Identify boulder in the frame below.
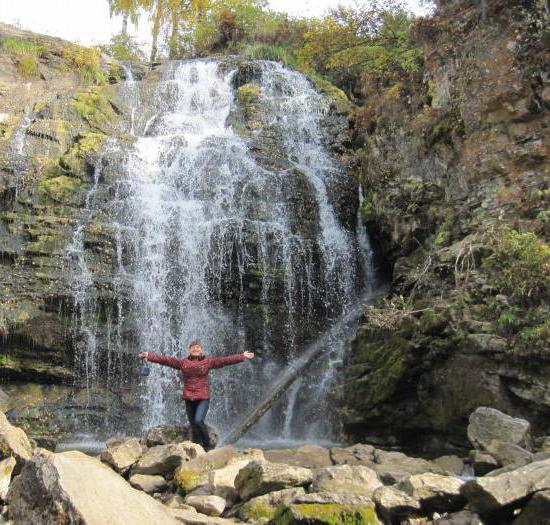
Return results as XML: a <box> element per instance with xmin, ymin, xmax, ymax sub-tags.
<box><xmin>169</xmin><ymin>507</ymin><xmax>234</xmax><ymax>525</ymax></box>
<box><xmin>373</xmin><ymin>485</ymin><xmax>421</xmax><ymax>522</ymax></box>
<box><xmin>100</xmin><ymin>437</ymin><xmax>144</xmax><ymax>474</ymax></box>
<box><xmin>235</xmin><ymin>460</ymin><xmax>313</xmax><ymax>501</ymax></box>
<box><xmin>539</xmin><ymin>436</ymin><xmax>550</xmax><ymax>453</ymax></box>
<box><xmin>330</xmin><ymin>444</ymin><xmax>376</xmax><ymax>465</ymax></box>
<box><xmin>487</xmin><ymin>451</ymin><xmax>550</xmax><ymax>477</ymax></box>
<box><xmin>238</xmin><ymin>487</ymin><xmax>306</xmax><ymax>522</ymax></box>
<box><xmin>513</xmin><ymin>490</ymin><xmax>550</xmax><ymax>525</ymax></box>
<box><xmin>468</xmin><ymin>450</ymin><xmax>498</xmax><ymax>476</ymax></box>
<box><xmin>175</xmin><ymin>446</ymin><xmax>253</xmax><ymax>493</ymax></box>
<box><xmin>0</xmin><ymin>411</ymin><xmax>32</xmax><ymax>467</ymax></box>
<box><xmin>371</xmin><ymin>450</ymin><xmax>444</xmax><ymax>484</ymax></box>
<box><xmin>184</xmin><ymin>495</ymin><xmax>226</xmax><ymax>516</ymax></box>
<box><xmin>296</xmin><ymin>492</ymin><xmax>376</xmax><ymax>506</ymax></box>
<box><xmin>467</xmin><ymin>407</ymin><xmax>532</xmax><ymax>451</ymax></box>
<box><xmin>7</xmin><ymin>449</ymin><xmax>184</xmax><ymax>524</ymax></box>
<box><xmin>310</xmin><ymin>465</ymin><xmax>382</xmax><ymax>498</ymax></box>
<box><xmin>129</xmin><ymin>474</ymin><xmax>168</xmax><ymax>493</ymax></box>
<box><xmin>0</xmin><ymin>457</ymin><xmax>16</xmax><ymax>501</ymax></box>
<box><xmin>462</xmin><ymin>458</ymin><xmax>550</xmax><ymax>513</ymax></box>
<box><xmin>145</xmin><ymin>424</ymin><xmax>217</xmax><ymax>449</ymax></box>
<box><xmin>434</xmin><ymin>456</ymin><xmax>465</xmax><ymax>476</ymax></box>
<box><xmin>484</xmin><ymin>440</ymin><xmax>533</xmax><ymax>466</ymax></box>
<box><xmin>275</xmin><ymin>503</ymin><xmax>381</xmax><ymax>525</ymax></box>
<box><xmin>132</xmin><ymin>442</ymin><xmax>200</xmax><ymax>478</ymax></box>
<box><xmin>397</xmin><ymin>473</ymin><xmax>466</xmax><ymax>513</ymax></box>
<box><xmin>162</xmin><ymin>493</ymin><xmax>197</xmax><ymax>511</ymax></box>
<box><xmin>145</xmin><ymin>425</ymin><xmax>190</xmax><ymax>447</ymax></box>
<box><xmin>208</xmin><ymin>451</ymin><xmax>264</xmax><ymax>504</ymax></box>
<box><xmin>264</xmin><ymin>445</ymin><xmax>332</xmax><ymax>469</ymax></box>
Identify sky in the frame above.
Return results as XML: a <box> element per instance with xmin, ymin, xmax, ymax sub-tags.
<box><xmin>0</xmin><ymin>0</ymin><xmax>432</xmax><ymax>48</ymax></box>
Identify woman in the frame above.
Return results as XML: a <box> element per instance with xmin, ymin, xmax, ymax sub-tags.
<box><xmin>139</xmin><ymin>339</ymin><xmax>254</xmax><ymax>450</ymax></box>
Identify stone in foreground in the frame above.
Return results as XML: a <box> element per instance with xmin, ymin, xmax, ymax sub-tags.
<box><xmin>235</xmin><ymin>460</ymin><xmax>313</xmax><ymax>501</ymax></box>
<box><xmin>373</xmin><ymin>485</ymin><xmax>421</xmax><ymax>522</ymax></box>
<box><xmin>264</xmin><ymin>444</ymin><xmax>332</xmax><ymax>468</ymax></box>
<box><xmin>462</xmin><ymin>458</ymin><xmax>550</xmax><ymax>513</ymax></box>
<box><xmin>310</xmin><ymin>465</ymin><xmax>382</xmax><ymax>498</ymax></box>
<box><xmin>397</xmin><ymin>473</ymin><xmax>466</xmax><ymax>513</ymax></box>
<box><xmin>275</xmin><ymin>503</ymin><xmax>381</xmax><ymax>525</ymax></box>
<box><xmin>132</xmin><ymin>442</ymin><xmax>199</xmax><ymax>477</ymax></box>
<box><xmin>7</xmin><ymin>449</ymin><xmax>183</xmax><ymax>525</ymax></box>
<box><xmin>184</xmin><ymin>494</ymin><xmax>226</xmax><ymax>516</ymax></box>
<box><xmin>0</xmin><ymin>412</ymin><xmax>33</xmax><ymax>467</ymax></box>
<box><xmin>129</xmin><ymin>473</ymin><xmax>168</xmax><ymax>493</ymax></box>
<box><xmin>100</xmin><ymin>437</ymin><xmax>144</xmax><ymax>474</ymax></box>
<box><xmin>467</xmin><ymin>407</ymin><xmax>532</xmax><ymax>451</ymax></box>
<box><xmin>238</xmin><ymin>487</ymin><xmax>306</xmax><ymax>522</ymax></box>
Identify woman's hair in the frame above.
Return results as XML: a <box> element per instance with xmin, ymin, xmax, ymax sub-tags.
<box><xmin>188</xmin><ymin>338</ymin><xmax>202</xmax><ymax>348</ymax></box>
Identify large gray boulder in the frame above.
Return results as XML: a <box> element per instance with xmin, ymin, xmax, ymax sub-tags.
<box><xmin>467</xmin><ymin>407</ymin><xmax>532</xmax><ymax>451</ymax></box>
<box><xmin>100</xmin><ymin>437</ymin><xmax>144</xmax><ymax>474</ymax></box>
<box><xmin>132</xmin><ymin>442</ymin><xmax>202</xmax><ymax>478</ymax></box>
<box><xmin>484</xmin><ymin>439</ymin><xmax>533</xmax><ymax>467</ymax></box>
<box><xmin>184</xmin><ymin>494</ymin><xmax>226</xmax><ymax>516</ymax></box>
<box><xmin>129</xmin><ymin>473</ymin><xmax>168</xmax><ymax>493</ymax></box>
<box><xmin>235</xmin><ymin>460</ymin><xmax>313</xmax><ymax>501</ymax></box>
<box><xmin>238</xmin><ymin>487</ymin><xmax>306</xmax><ymax>522</ymax></box>
<box><xmin>6</xmin><ymin>449</ymin><xmax>184</xmax><ymax>525</ymax></box>
<box><xmin>397</xmin><ymin>473</ymin><xmax>466</xmax><ymax>513</ymax></box>
<box><xmin>371</xmin><ymin>449</ymin><xmax>445</xmax><ymax>484</ymax></box>
<box><xmin>373</xmin><ymin>485</ymin><xmax>421</xmax><ymax>522</ymax></box>
<box><xmin>264</xmin><ymin>444</ymin><xmax>332</xmax><ymax>468</ymax></box>
<box><xmin>330</xmin><ymin>444</ymin><xmax>376</xmax><ymax>465</ymax></box>
<box><xmin>310</xmin><ymin>465</ymin><xmax>382</xmax><ymax>498</ymax></box>
<box><xmin>462</xmin><ymin>458</ymin><xmax>550</xmax><ymax>513</ymax></box>
<box><xmin>0</xmin><ymin>411</ymin><xmax>32</xmax><ymax>467</ymax></box>
<box><xmin>208</xmin><ymin>451</ymin><xmax>264</xmax><ymax>504</ymax></box>
<box><xmin>175</xmin><ymin>446</ymin><xmax>259</xmax><ymax>494</ymax></box>
<box><xmin>275</xmin><ymin>502</ymin><xmax>381</xmax><ymax>524</ymax></box>
<box><xmin>145</xmin><ymin>424</ymin><xmax>217</xmax><ymax>448</ymax></box>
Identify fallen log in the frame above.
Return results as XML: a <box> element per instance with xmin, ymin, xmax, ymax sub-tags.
<box><xmin>222</xmin><ymin>293</ymin><xmax>373</xmax><ymax>445</ymax></box>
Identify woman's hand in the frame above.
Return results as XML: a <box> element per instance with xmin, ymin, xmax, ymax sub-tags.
<box><xmin>139</xmin><ymin>352</ymin><xmax>149</xmax><ymax>360</ymax></box>
<box><xmin>243</xmin><ymin>351</ymin><xmax>255</xmax><ymax>359</ymax></box>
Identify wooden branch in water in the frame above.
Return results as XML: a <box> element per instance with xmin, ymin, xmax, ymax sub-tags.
<box><xmin>222</xmin><ymin>293</ymin><xmax>374</xmax><ymax>445</ymax></box>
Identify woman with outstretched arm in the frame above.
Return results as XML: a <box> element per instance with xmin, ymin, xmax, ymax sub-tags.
<box><xmin>139</xmin><ymin>339</ymin><xmax>254</xmax><ymax>450</ymax></box>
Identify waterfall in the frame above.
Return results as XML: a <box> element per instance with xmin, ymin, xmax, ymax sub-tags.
<box><xmin>68</xmin><ymin>59</ymin><xmax>373</xmax><ymax>442</ymax></box>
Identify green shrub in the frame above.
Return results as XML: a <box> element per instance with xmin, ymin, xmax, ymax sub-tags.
<box><xmin>241</xmin><ymin>43</ymin><xmax>297</xmax><ymax>68</ymax></box>
<box><xmin>489</xmin><ymin>227</ymin><xmax>550</xmax><ymax>304</ymax></box>
<box><xmin>1</xmin><ymin>38</ymin><xmax>47</xmax><ymax>57</ymax></box>
<box><xmin>100</xmin><ymin>32</ymin><xmax>145</xmax><ymax>61</ymax></box>
<box><xmin>63</xmin><ymin>45</ymin><xmax>105</xmax><ymax>84</ymax></box>
<box><xmin>17</xmin><ymin>55</ymin><xmax>39</xmax><ymax>78</ymax></box>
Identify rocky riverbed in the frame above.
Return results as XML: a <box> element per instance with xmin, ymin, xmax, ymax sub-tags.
<box><xmin>2</xmin><ymin>405</ymin><xmax>550</xmax><ymax>524</ymax></box>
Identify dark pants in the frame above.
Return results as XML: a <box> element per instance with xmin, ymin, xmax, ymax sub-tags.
<box><xmin>185</xmin><ymin>399</ymin><xmax>211</xmax><ymax>449</ymax></box>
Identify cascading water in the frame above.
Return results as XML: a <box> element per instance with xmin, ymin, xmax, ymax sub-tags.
<box><xmin>68</xmin><ymin>58</ymin><xmax>375</xmax><ymax>444</ymax></box>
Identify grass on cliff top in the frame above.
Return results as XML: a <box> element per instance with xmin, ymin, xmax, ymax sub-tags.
<box><xmin>62</xmin><ymin>44</ymin><xmax>105</xmax><ymax>84</ymax></box>
<box><xmin>1</xmin><ymin>37</ymin><xmax>48</xmax><ymax>79</ymax></box>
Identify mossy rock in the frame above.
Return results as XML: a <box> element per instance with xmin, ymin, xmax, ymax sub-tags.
<box><xmin>275</xmin><ymin>503</ymin><xmax>381</xmax><ymax>525</ymax></box>
<box><xmin>174</xmin><ymin>467</ymin><xmax>207</xmax><ymax>493</ymax></box>
<box><xmin>60</xmin><ymin>132</ymin><xmax>107</xmax><ymax>176</ymax></box>
<box><xmin>70</xmin><ymin>86</ymin><xmax>118</xmax><ymax>132</ymax></box>
<box><xmin>38</xmin><ymin>175</ymin><xmax>85</xmax><ymax>206</ymax></box>
<box><xmin>240</xmin><ymin>501</ymin><xmax>278</xmax><ymax>522</ymax></box>
<box><xmin>310</xmin><ymin>75</ymin><xmax>354</xmax><ymax>114</ymax></box>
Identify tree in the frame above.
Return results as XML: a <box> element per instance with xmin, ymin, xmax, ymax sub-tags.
<box><xmin>298</xmin><ymin>1</ymin><xmax>422</xmax><ymax>91</ymax></box>
<box><xmin>108</xmin><ymin>0</ymin><xmax>142</xmax><ymax>34</ymax></box>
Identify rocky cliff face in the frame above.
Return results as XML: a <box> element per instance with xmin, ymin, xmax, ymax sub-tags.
<box><xmin>343</xmin><ymin>0</ymin><xmax>550</xmax><ymax>449</ymax></box>
<box><xmin>0</xmin><ymin>22</ymin><xmax>361</xmax><ymax>442</ymax></box>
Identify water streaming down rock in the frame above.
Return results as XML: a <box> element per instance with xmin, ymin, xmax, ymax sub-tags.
<box><xmin>68</xmin><ymin>58</ymin><xmax>374</xmax><ymax>442</ymax></box>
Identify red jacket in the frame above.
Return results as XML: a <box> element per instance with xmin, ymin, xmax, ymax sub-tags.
<box><xmin>146</xmin><ymin>353</ymin><xmax>246</xmax><ymax>400</ymax></box>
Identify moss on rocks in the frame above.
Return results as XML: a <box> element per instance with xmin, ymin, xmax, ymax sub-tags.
<box><xmin>174</xmin><ymin>467</ymin><xmax>205</xmax><ymax>493</ymax></box>
<box><xmin>38</xmin><ymin>175</ymin><xmax>84</xmax><ymax>206</ymax></box>
<box><xmin>70</xmin><ymin>87</ymin><xmax>117</xmax><ymax>132</ymax></box>
<box><xmin>240</xmin><ymin>501</ymin><xmax>278</xmax><ymax>522</ymax></box>
<box><xmin>60</xmin><ymin>131</ymin><xmax>107</xmax><ymax>175</ymax></box>
<box><xmin>275</xmin><ymin>503</ymin><xmax>381</xmax><ymax>525</ymax></box>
